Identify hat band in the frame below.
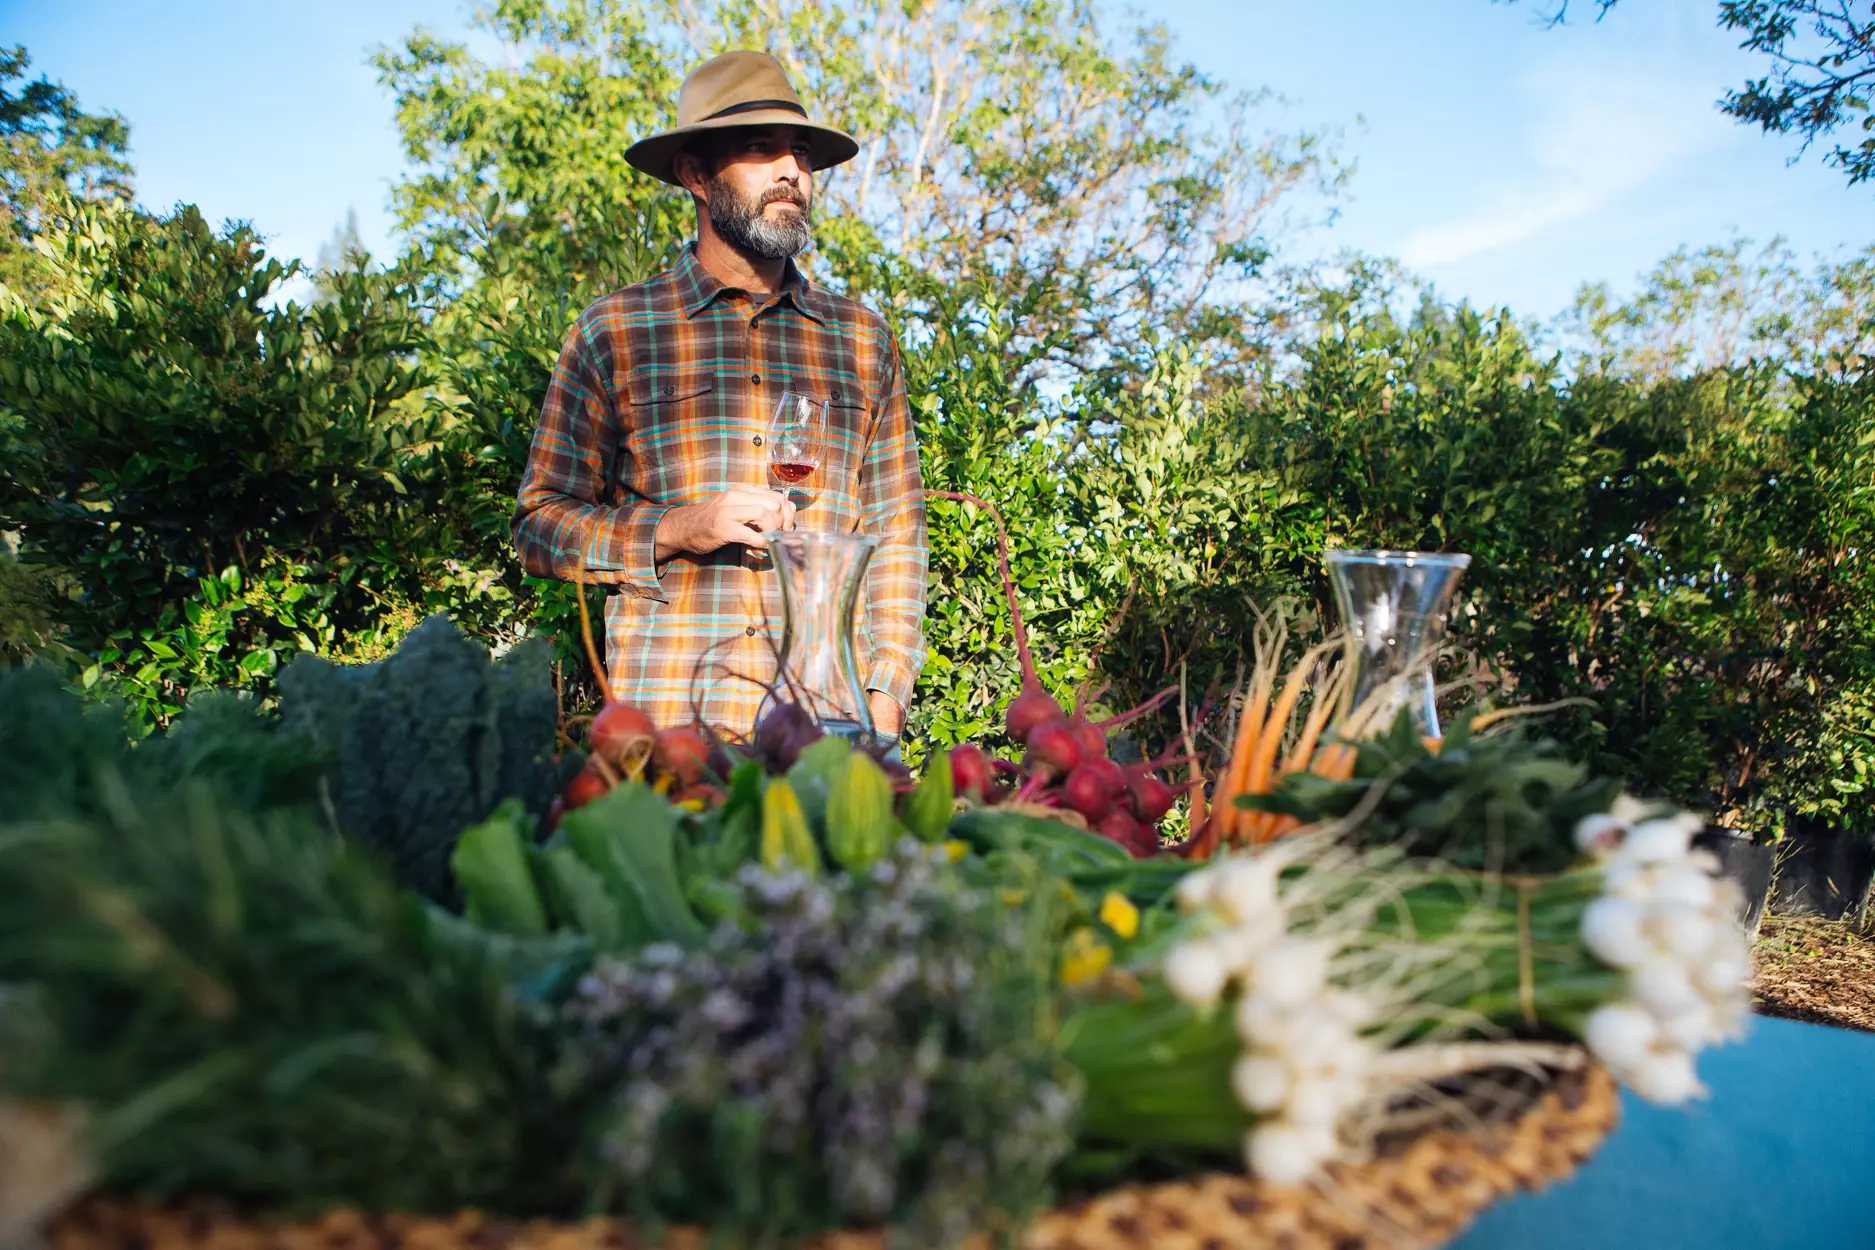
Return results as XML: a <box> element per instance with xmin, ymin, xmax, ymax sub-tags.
<box><xmin>700</xmin><ymin>98</ymin><xmax>809</xmax><ymax>122</ymax></box>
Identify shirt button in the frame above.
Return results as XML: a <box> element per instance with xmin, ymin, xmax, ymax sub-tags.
<box><xmin>752</xmin><ymin>435</ymin><xmax>763</xmax><ymax>447</ymax></box>
<box><xmin>745</xmin><ymin>626</ymin><xmax>757</xmax><ymax>637</ymax></box>
<box><xmin>750</xmin><ymin>373</ymin><xmax>761</xmax><ymax>385</ymax></box>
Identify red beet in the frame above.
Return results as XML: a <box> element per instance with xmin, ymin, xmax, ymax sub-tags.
<box><xmin>950</xmin><ymin>744</ymin><xmax>996</xmax><ymax>798</ymax></box>
<box><xmin>1127</xmin><ymin>769</ymin><xmax>1176</xmax><ymax>824</ymax></box>
<box><xmin>1006</xmin><ymin>686</ymin><xmax>1066</xmax><ymax>745</ymax></box>
<box><xmin>673</xmin><ymin>782</ymin><xmax>727</xmax><ymax>809</ymax></box>
<box><xmin>1025</xmin><ymin>719</ymin><xmax>1083</xmax><ymax>774</ymax></box>
<box><xmin>1063</xmin><ymin>758</ymin><xmax>1124</xmax><ymax>821</ymax></box>
<box><xmin>1097</xmin><ymin>808</ymin><xmax>1143</xmax><ymax>851</ymax></box>
<box><xmin>653</xmin><ymin>726</ymin><xmax>710</xmax><ymax>786</ymax></box>
<box><xmin>1082</xmin><ymin>755</ymin><xmax>1124</xmax><ymax>793</ymax></box>
<box><xmin>589</xmin><ymin>702</ymin><xmax>656</xmax><ymax>764</ymax></box>
<box><xmin>755</xmin><ymin>701</ymin><xmax>822</xmax><ymax>770</ymax></box>
<box><xmin>1069</xmin><ymin>717</ymin><xmax>1107</xmax><ymax>760</ymax></box>
<box><xmin>880</xmin><ymin>757</ymin><xmax>915</xmax><ymax>790</ymax></box>
<box><xmin>562</xmin><ymin>763</ymin><xmax>612</xmax><ymax>809</ymax></box>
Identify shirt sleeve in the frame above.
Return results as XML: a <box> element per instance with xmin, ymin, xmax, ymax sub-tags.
<box><xmin>511</xmin><ymin>317</ymin><xmax>672</xmax><ymax>602</ymax></box>
<box><xmin>858</xmin><ymin>326</ymin><xmax>929</xmax><ymax>711</ymax></box>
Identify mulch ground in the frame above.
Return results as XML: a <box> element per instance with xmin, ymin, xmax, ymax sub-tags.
<box><xmin>1751</xmin><ymin>912</ymin><xmax>1875</xmax><ymax>1034</ymax></box>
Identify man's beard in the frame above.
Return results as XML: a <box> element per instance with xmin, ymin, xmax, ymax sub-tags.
<box><xmin>707</xmin><ymin>176</ymin><xmax>813</xmax><ymax>260</ymax></box>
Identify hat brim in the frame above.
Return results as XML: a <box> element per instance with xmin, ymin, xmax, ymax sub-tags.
<box><xmin>625</xmin><ymin>111</ymin><xmax>860</xmax><ymax>187</ymax></box>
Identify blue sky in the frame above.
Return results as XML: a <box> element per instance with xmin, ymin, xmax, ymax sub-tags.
<box><xmin>6</xmin><ymin>0</ymin><xmax>1870</xmax><ymax>318</ymax></box>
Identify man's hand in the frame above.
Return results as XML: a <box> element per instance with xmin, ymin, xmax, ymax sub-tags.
<box><xmin>656</xmin><ymin>486</ymin><xmax>796</xmax><ymax>560</ymax></box>
<box><xmin>867</xmin><ymin>690</ymin><xmax>904</xmax><ymax>738</ymax></box>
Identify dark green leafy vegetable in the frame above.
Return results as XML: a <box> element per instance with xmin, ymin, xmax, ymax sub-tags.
<box><xmin>276</xmin><ymin>615</ymin><xmax>571</xmax><ymax>904</ymax></box>
<box><xmin>1244</xmin><ymin>709</ymin><xmax>1622</xmax><ymax>874</ymax></box>
<box><xmin>0</xmin><ymin>772</ymin><xmax>574</xmax><ymax>1214</ymax></box>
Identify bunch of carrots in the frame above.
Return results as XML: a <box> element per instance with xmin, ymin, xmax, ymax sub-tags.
<box><xmin>1187</xmin><ymin>613</ymin><xmax>1358</xmax><ymax>858</ymax></box>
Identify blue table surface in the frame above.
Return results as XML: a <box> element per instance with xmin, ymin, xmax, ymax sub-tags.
<box><xmin>1450</xmin><ymin>1016</ymin><xmax>1875</xmax><ymax>1250</ymax></box>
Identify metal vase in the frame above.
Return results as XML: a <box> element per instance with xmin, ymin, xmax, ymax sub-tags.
<box><xmin>1324</xmin><ymin>549</ymin><xmax>1472</xmax><ymax>739</ymax></box>
<box><xmin>761</xmin><ymin>529</ymin><xmax>879</xmax><ymax>741</ymax></box>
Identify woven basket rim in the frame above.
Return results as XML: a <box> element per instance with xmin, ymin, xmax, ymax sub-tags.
<box><xmin>47</xmin><ymin>1064</ymin><xmax>1620</xmax><ymax>1250</ymax></box>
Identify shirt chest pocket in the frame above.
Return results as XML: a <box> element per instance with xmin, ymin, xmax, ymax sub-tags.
<box><xmin>622</xmin><ymin>372</ymin><xmax>719</xmax><ymax>499</ymax></box>
<box><xmin>777</xmin><ymin>385</ymin><xmax>870</xmax><ymax>485</ymax></box>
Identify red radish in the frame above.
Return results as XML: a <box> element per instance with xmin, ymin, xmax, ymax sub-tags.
<box><xmin>589</xmin><ymin>702</ymin><xmax>656</xmax><ymax>764</ymax></box>
<box><xmin>950</xmin><ymin>744</ymin><xmax>996</xmax><ymax>798</ymax></box>
<box><xmin>1025</xmin><ymin>719</ymin><xmax>1083</xmax><ymax>775</ymax></box>
<box><xmin>654</xmin><ymin>726</ymin><xmax>710</xmax><ymax>786</ymax></box>
<box><xmin>562</xmin><ymin>764</ymin><xmax>612</xmax><ymax>809</ymax></box>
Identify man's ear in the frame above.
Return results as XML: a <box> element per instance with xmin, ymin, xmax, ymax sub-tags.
<box><xmin>672</xmin><ymin>147</ymin><xmax>712</xmax><ymax>202</ymax></box>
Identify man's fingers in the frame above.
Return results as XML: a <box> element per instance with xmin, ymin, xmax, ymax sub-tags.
<box><xmin>779</xmin><ymin>494</ymin><xmax>798</xmax><ymax>531</ymax></box>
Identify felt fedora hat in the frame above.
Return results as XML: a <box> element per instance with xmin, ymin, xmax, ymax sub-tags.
<box><xmin>625</xmin><ymin>51</ymin><xmax>859</xmax><ymax>187</ymax></box>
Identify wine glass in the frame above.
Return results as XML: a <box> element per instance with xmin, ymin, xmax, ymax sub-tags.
<box><xmin>768</xmin><ymin>391</ymin><xmax>826</xmax><ymax>503</ymax></box>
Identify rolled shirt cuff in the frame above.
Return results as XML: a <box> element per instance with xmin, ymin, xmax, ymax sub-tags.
<box><xmin>865</xmin><ymin>657</ymin><xmax>917</xmax><ymax>716</ymax></box>
<box><xmin>586</xmin><ymin>502</ymin><xmax>673</xmax><ymax>602</ymax></box>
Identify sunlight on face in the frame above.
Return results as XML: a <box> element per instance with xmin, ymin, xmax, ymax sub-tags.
<box><xmin>707</xmin><ymin>125</ymin><xmax>816</xmax><ymax>217</ymax></box>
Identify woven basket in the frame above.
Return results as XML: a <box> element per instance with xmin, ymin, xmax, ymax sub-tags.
<box><xmin>46</xmin><ymin>1064</ymin><xmax>1617</xmax><ymax>1250</ymax></box>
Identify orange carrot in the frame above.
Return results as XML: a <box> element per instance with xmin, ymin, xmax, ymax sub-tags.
<box><xmin>1245</xmin><ymin>639</ymin><xmax>1338</xmax><ymax>799</ymax></box>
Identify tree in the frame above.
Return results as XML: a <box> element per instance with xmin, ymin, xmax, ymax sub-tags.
<box><xmin>1718</xmin><ymin>1</ymin><xmax>1875</xmax><ymax>186</ymax></box>
<box><xmin>1554</xmin><ymin>236</ymin><xmax>1875</xmax><ymax>380</ymax></box>
<box><xmin>0</xmin><ymin>46</ymin><xmax>132</xmax><ymax>286</ymax></box>
<box><xmin>1507</xmin><ymin>2</ymin><xmax>1875</xmax><ymax>188</ymax></box>
<box><xmin>375</xmin><ymin>0</ymin><xmax>1341</xmax><ymax>383</ymax></box>
<box><xmin>0</xmin><ymin>203</ymin><xmax>443</xmax><ymax>719</ymax></box>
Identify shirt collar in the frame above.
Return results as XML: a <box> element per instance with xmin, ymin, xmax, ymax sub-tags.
<box><xmin>675</xmin><ymin>243</ymin><xmax>828</xmax><ymax>326</ymax></box>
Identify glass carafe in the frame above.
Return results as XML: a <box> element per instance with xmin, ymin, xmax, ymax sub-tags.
<box><xmin>1324</xmin><ymin>549</ymin><xmax>1471</xmax><ymax>739</ymax></box>
<box><xmin>760</xmin><ymin>530</ymin><xmax>879</xmax><ymax>741</ymax></box>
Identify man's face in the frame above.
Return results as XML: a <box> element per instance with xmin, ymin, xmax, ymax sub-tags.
<box><xmin>686</xmin><ymin>125</ymin><xmax>816</xmax><ymax>260</ymax></box>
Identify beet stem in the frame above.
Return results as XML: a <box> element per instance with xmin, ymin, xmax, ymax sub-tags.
<box><xmin>925</xmin><ymin>489</ymin><xmax>1041</xmax><ymax>690</ymax></box>
<box><xmin>1094</xmin><ymin>683</ymin><xmax>1182</xmax><ymax>733</ymax></box>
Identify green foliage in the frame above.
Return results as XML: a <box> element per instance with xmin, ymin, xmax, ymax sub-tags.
<box><xmin>557</xmin><ymin>781</ymin><xmax>708</xmax><ymax>946</ymax></box>
<box><xmin>275</xmin><ymin>615</ymin><xmax>571</xmax><ymax>904</ymax></box>
<box><xmin>0</xmin><ymin>665</ymin><xmax>325</xmax><ymax>824</ymax></box>
<box><xmin>1250</xmin><ymin>710</ymin><xmax>1622</xmax><ymax>875</ymax></box>
<box><xmin>452</xmin><ymin>799</ymin><xmax>551</xmax><ymax>937</ymax></box>
<box><xmin>0</xmin><ymin>776</ymin><xmax>575</xmax><ymax>1215</ymax></box>
<box><xmin>0</xmin><ymin>45</ymin><xmax>132</xmax><ymax>288</ymax></box>
<box><xmin>0</xmin><ymin>202</ymin><xmax>450</xmax><ymax>720</ymax></box>
<box><xmin>554</xmin><ymin>841</ymin><xmax>1077</xmax><ymax>1246</ymax></box>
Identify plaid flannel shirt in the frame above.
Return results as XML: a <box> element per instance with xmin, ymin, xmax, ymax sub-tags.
<box><xmin>512</xmin><ymin>245</ymin><xmax>928</xmax><ymax>737</ymax></box>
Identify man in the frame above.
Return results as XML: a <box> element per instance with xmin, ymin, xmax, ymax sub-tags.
<box><xmin>512</xmin><ymin>50</ymin><xmax>928</xmax><ymax>741</ymax></box>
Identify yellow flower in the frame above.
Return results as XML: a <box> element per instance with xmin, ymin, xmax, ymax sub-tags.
<box><xmin>942</xmin><ymin>839</ymin><xmax>970</xmax><ymax>862</ymax></box>
<box><xmin>1060</xmin><ymin>926</ymin><xmax>1113</xmax><ymax>987</ymax></box>
<box><xmin>1099</xmin><ymin>891</ymin><xmax>1140</xmax><ymax>940</ymax></box>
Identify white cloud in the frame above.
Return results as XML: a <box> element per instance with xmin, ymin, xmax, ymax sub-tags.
<box><xmin>1398</xmin><ymin>57</ymin><xmax>1734</xmax><ymax>269</ymax></box>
